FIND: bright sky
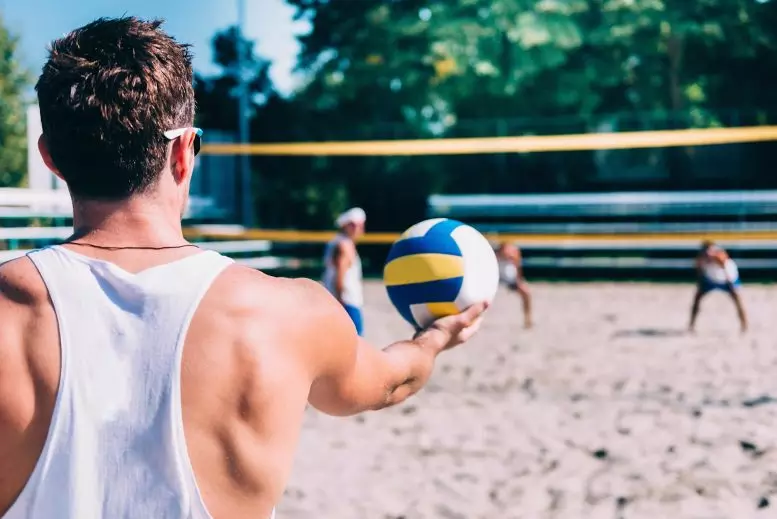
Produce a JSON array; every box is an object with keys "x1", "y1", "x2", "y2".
[{"x1": 1, "y1": 0, "x2": 309, "y2": 95}]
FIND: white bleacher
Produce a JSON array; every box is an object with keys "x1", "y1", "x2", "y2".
[
  {"x1": 0, "y1": 189, "x2": 279, "y2": 267},
  {"x1": 427, "y1": 190, "x2": 777, "y2": 273},
  {"x1": 510, "y1": 238, "x2": 777, "y2": 251},
  {"x1": 0, "y1": 188, "x2": 225, "y2": 219},
  {"x1": 0, "y1": 227, "x2": 74, "y2": 240},
  {"x1": 428, "y1": 190, "x2": 777, "y2": 219},
  {"x1": 523, "y1": 256, "x2": 777, "y2": 270},
  {"x1": 0, "y1": 187, "x2": 71, "y2": 216}
]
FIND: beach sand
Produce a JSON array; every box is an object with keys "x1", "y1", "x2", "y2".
[{"x1": 277, "y1": 281, "x2": 777, "y2": 519}]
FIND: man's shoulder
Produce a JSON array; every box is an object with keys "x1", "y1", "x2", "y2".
[
  {"x1": 199, "y1": 264, "x2": 356, "y2": 369},
  {"x1": 0, "y1": 256, "x2": 49, "y2": 308},
  {"x1": 0, "y1": 257, "x2": 49, "y2": 369},
  {"x1": 215, "y1": 262, "x2": 325, "y2": 294},
  {"x1": 208, "y1": 264, "x2": 346, "y2": 326}
]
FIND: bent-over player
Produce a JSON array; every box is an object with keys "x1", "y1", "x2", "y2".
[
  {"x1": 496, "y1": 242, "x2": 533, "y2": 328},
  {"x1": 689, "y1": 240, "x2": 748, "y2": 333}
]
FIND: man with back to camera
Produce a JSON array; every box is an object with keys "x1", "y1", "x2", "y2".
[
  {"x1": 0, "y1": 17, "x2": 488, "y2": 519},
  {"x1": 322, "y1": 207, "x2": 366, "y2": 336},
  {"x1": 689, "y1": 240, "x2": 748, "y2": 333},
  {"x1": 495, "y1": 242, "x2": 533, "y2": 328}
]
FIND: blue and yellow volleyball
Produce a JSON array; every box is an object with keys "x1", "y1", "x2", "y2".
[{"x1": 383, "y1": 218, "x2": 499, "y2": 329}]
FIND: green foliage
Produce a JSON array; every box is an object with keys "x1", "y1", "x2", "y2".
[
  {"x1": 0, "y1": 15, "x2": 31, "y2": 187},
  {"x1": 194, "y1": 26, "x2": 271, "y2": 131},
  {"x1": 197, "y1": 0, "x2": 777, "y2": 230},
  {"x1": 288, "y1": 0, "x2": 777, "y2": 125}
]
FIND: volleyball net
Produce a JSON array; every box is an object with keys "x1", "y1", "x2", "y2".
[
  {"x1": 188, "y1": 123, "x2": 777, "y2": 243},
  {"x1": 177, "y1": 121, "x2": 777, "y2": 278}
]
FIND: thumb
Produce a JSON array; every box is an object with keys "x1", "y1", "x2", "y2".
[{"x1": 459, "y1": 301, "x2": 489, "y2": 324}]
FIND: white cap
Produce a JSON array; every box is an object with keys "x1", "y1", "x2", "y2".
[{"x1": 335, "y1": 207, "x2": 366, "y2": 228}]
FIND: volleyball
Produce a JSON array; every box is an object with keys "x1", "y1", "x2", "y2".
[{"x1": 383, "y1": 218, "x2": 499, "y2": 329}]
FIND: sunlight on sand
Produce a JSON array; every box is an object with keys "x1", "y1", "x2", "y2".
[{"x1": 279, "y1": 281, "x2": 776, "y2": 519}]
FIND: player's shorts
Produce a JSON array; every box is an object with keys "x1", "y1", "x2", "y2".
[
  {"x1": 343, "y1": 304, "x2": 364, "y2": 336},
  {"x1": 700, "y1": 277, "x2": 741, "y2": 295},
  {"x1": 503, "y1": 278, "x2": 528, "y2": 291}
]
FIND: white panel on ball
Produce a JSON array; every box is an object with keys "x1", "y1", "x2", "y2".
[
  {"x1": 400, "y1": 218, "x2": 446, "y2": 239},
  {"x1": 409, "y1": 303, "x2": 434, "y2": 328},
  {"x1": 452, "y1": 224, "x2": 500, "y2": 310}
]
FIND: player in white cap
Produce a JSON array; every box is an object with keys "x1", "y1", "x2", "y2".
[{"x1": 322, "y1": 207, "x2": 367, "y2": 335}]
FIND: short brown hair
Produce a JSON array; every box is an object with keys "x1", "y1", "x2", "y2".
[{"x1": 36, "y1": 17, "x2": 195, "y2": 199}]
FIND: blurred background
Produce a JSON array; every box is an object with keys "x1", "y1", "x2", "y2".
[{"x1": 3, "y1": 0, "x2": 777, "y2": 276}]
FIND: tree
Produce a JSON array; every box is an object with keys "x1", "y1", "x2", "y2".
[
  {"x1": 193, "y1": 1, "x2": 777, "y2": 232},
  {"x1": 283, "y1": 0, "x2": 777, "y2": 201},
  {"x1": 195, "y1": 25, "x2": 358, "y2": 229},
  {"x1": 194, "y1": 26, "x2": 272, "y2": 131},
  {"x1": 289, "y1": 0, "x2": 777, "y2": 126},
  {"x1": 0, "y1": 14, "x2": 31, "y2": 187}
]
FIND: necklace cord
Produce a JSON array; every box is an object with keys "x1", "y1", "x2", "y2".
[{"x1": 64, "y1": 241, "x2": 200, "y2": 252}]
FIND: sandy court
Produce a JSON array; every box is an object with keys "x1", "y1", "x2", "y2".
[{"x1": 278, "y1": 281, "x2": 777, "y2": 519}]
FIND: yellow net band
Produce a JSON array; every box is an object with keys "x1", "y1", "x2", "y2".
[{"x1": 200, "y1": 125, "x2": 777, "y2": 157}]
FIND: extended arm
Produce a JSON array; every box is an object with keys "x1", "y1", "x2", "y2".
[
  {"x1": 299, "y1": 280, "x2": 485, "y2": 416},
  {"x1": 309, "y1": 329, "x2": 451, "y2": 415}
]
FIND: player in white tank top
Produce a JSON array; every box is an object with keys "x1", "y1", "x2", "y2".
[
  {"x1": 322, "y1": 208, "x2": 366, "y2": 335},
  {"x1": 0, "y1": 18, "x2": 488, "y2": 519},
  {"x1": 689, "y1": 240, "x2": 748, "y2": 333}
]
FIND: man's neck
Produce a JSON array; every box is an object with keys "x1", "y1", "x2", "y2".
[{"x1": 70, "y1": 196, "x2": 185, "y2": 247}]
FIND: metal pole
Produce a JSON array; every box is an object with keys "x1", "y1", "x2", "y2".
[{"x1": 237, "y1": 0, "x2": 255, "y2": 227}]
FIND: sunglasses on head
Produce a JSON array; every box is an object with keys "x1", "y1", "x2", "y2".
[{"x1": 163, "y1": 127, "x2": 203, "y2": 156}]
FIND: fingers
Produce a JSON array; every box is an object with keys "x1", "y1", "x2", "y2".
[
  {"x1": 459, "y1": 301, "x2": 489, "y2": 324},
  {"x1": 464, "y1": 315, "x2": 484, "y2": 333},
  {"x1": 424, "y1": 301, "x2": 489, "y2": 345},
  {"x1": 455, "y1": 316, "x2": 485, "y2": 343}
]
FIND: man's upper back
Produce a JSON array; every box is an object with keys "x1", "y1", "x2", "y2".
[{"x1": 0, "y1": 246, "x2": 335, "y2": 519}]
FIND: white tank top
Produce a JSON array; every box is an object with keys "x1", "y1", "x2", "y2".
[
  {"x1": 322, "y1": 234, "x2": 363, "y2": 307},
  {"x1": 2, "y1": 246, "x2": 275, "y2": 519}
]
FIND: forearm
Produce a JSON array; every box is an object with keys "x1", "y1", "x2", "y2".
[
  {"x1": 371, "y1": 327, "x2": 450, "y2": 410},
  {"x1": 308, "y1": 308, "x2": 459, "y2": 417}
]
